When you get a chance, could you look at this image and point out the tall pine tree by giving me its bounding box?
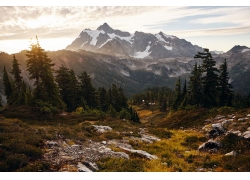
[187,63,202,106]
[55,66,81,111]
[10,55,26,105]
[195,48,219,108]
[3,66,13,104]
[218,59,234,106]
[26,36,64,109]
[78,71,97,108]
[172,77,182,110]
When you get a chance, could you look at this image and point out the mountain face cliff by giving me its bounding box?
[66,23,203,59]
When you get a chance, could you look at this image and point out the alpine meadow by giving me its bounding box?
[0,6,250,173]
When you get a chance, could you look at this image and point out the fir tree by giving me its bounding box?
[218,59,234,106]
[181,79,187,100]
[3,66,13,103]
[0,95,2,107]
[55,66,81,111]
[195,48,219,108]
[26,36,64,109]
[78,71,97,108]
[187,63,202,106]
[96,87,108,112]
[10,55,26,105]
[172,77,182,110]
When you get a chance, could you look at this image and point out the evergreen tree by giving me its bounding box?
[181,79,187,100]
[10,55,26,105]
[187,63,202,106]
[0,95,2,107]
[78,71,97,108]
[172,77,182,110]
[194,48,219,108]
[159,94,167,112]
[3,66,13,103]
[55,66,81,111]
[25,86,32,105]
[26,36,64,109]
[96,87,108,112]
[218,59,234,106]
[10,55,22,90]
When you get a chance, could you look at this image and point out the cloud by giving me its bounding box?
[169,25,250,38]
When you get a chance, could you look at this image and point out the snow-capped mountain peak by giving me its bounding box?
[66,23,203,59]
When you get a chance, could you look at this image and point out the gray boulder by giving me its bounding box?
[77,162,92,172]
[242,131,250,139]
[225,151,237,156]
[120,147,158,160]
[199,139,222,151]
[92,125,112,133]
[209,123,225,138]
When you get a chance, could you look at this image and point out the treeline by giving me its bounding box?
[131,48,250,111]
[172,48,233,110]
[1,37,139,122]
[130,86,175,112]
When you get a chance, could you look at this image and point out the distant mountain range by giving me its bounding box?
[1,23,250,103]
[66,23,203,59]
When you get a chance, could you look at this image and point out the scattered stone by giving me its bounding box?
[82,161,99,171]
[212,123,225,133]
[214,115,225,120]
[225,151,237,156]
[208,148,218,154]
[242,131,250,139]
[92,125,112,133]
[198,139,222,152]
[77,162,92,172]
[141,134,161,142]
[247,114,250,117]
[247,127,250,131]
[204,119,213,124]
[120,147,158,160]
[228,130,242,136]
[101,141,107,145]
[238,118,245,121]
[197,168,205,172]
[47,141,58,147]
[221,119,233,127]
[161,162,168,166]
[209,123,225,138]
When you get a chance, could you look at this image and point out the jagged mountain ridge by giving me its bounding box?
[66,23,203,59]
[1,45,250,100]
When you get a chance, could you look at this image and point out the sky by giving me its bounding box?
[0,1,250,54]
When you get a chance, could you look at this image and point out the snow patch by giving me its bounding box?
[120,69,130,77]
[155,34,167,43]
[81,41,88,47]
[99,39,112,48]
[154,70,162,75]
[131,45,151,59]
[242,48,250,53]
[83,29,105,46]
[155,33,174,43]
[168,67,188,77]
[162,33,175,39]
[164,45,173,51]
[107,33,134,44]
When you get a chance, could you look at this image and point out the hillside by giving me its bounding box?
[0,105,249,172]
[1,45,250,102]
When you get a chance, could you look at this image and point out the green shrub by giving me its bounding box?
[102,131,122,140]
[96,157,145,172]
[6,154,29,171]
[148,128,173,139]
